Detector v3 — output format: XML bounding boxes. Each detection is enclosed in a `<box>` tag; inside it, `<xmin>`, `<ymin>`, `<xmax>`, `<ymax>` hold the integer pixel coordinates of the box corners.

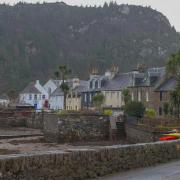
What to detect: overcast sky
<box><xmin>1</xmin><ymin>0</ymin><xmax>180</xmax><ymax>31</ymax></box>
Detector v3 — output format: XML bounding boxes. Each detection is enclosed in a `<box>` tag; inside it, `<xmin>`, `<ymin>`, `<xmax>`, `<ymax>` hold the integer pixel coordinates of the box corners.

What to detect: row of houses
<box><xmin>18</xmin><ymin>65</ymin><xmax>177</xmax><ymax>116</ymax></box>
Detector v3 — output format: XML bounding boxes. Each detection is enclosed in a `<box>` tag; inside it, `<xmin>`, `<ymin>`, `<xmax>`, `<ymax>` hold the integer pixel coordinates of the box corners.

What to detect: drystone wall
<box><xmin>0</xmin><ymin>111</ymin><xmax>43</xmax><ymax>129</ymax></box>
<box><xmin>125</xmin><ymin>123</ymin><xmax>154</xmax><ymax>143</ymax></box>
<box><xmin>25</xmin><ymin>112</ymin><xmax>44</xmax><ymax>129</ymax></box>
<box><xmin>43</xmin><ymin>113</ymin><xmax>110</xmax><ymax>143</ymax></box>
<box><xmin>0</xmin><ymin>140</ymin><xmax>180</xmax><ymax>179</ymax></box>
<box><xmin>0</xmin><ymin>112</ymin><xmax>26</xmax><ymax>127</ymax></box>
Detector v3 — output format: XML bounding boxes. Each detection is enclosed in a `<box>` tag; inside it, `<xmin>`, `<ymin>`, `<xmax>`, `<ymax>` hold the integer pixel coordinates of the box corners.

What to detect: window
<box><xmin>117</xmin><ymin>92</ymin><xmax>119</xmax><ymax>98</ymax></box>
<box><xmin>34</xmin><ymin>94</ymin><xmax>37</xmax><ymax>100</ymax></box>
<box><xmin>160</xmin><ymin>92</ymin><xmax>163</xmax><ymax>101</ymax></box>
<box><xmin>146</xmin><ymin>91</ymin><xmax>149</xmax><ymax>102</ymax></box>
<box><xmin>89</xmin><ymin>94</ymin><xmax>92</xmax><ymax>102</ymax></box>
<box><xmin>90</xmin><ymin>81</ymin><xmax>93</xmax><ymax>89</ymax></box>
<box><xmin>42</xmin><ymin>95</ymin><xmax>46</xmax><ymax>99</ymax></box>
<box><xmin>131</xmin><ymin>92</ymin><xmax>134</xmax><ymax>101</ymax></box>
<box><xmin>39</xmin><ymin>95</ymin><xmax>41</xmax><ymax>100</ymax></box>
<box><xmin>95</xmin><ymin>81</ymin><xmax>98</xmax><ymax>89</ymax></box>
<box><xmin>138</xmin><ymin>91</ymin><xmax>141</xmax><ymax>102</ymax></box>
<box><xmin>159</xmin><ymin>107</ymin><xmax>162</xmax><ymax>116</ymax></box>
<box><xmin>29</xmin><ymin>94</ymin><xmax>32</xmax><ymax>100</ymax></box>
<box><xmin>85</xmin><ymin>94</ymin><xmax>87</xmax><ymax>102</ymax></box>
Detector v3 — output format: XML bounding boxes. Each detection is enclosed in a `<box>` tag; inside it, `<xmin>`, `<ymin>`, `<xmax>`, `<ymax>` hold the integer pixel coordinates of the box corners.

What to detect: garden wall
<box><xmin>0</xmin><ymin>112</ymin><xmax>26</xmax><ymax>127</ymax></box>
<box><xmin>0</xmin><ymin>140</ymin><xmax>180</xmax><ymax>179</ymax></box>
<box><xmin>0</xmin><ymin>111</ymin><xmax>43</xmax><ymax>129</ymax></box>
<box><xmin>125</xmin><ymin>116</ymin><xmax>179</xmax><ymax>143</ymax></box>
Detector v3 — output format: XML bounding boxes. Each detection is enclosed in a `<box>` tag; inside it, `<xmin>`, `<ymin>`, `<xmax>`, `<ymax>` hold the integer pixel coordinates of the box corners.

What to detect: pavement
<box><xmin>98</xmin><ymin>160</ymin><xmax>180</xmax><ymax>180</ymax></box>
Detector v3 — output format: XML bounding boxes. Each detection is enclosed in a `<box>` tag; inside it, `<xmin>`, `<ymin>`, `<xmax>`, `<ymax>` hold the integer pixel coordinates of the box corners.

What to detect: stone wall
<box><xmin>1</xmin><ymin>140</ymin><xmax>180</xmax><ymax>179</ymax></box>
<box><xmin>43</xmin><ymin>113</ymin><xmax>110</xmax><ymax>143</ymax></box>
<box><xmin>25</xmin><ymin>112</ymin><xmax>44</xmax><ymax>129</ymax></box>
<box><xmin>0</xmin><ymin>111</ymin><xmax>43</xmax><ymax>129</ymax></box>
<box><xmin>125</xmin><ymin>123</ymin><xmax>162</xmax><ymax>143</ymax></box>
<box><xmin>0</xmin><ymin>112</ymin><xmax>26</xmax><ymax>127</ymax></box>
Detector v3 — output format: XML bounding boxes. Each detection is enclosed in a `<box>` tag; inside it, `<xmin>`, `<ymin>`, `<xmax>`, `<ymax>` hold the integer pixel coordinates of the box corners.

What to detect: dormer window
<box><xmin>95</xmin><ymin>81</ymin><xmax>98</xmax><ymax>89</ymax></box>
<box><xmin>98</xmin><ymin>80</ymin><xmax>101</xmax><ymax>88</ymax></box>
<box><xmin>89</xmin><ymin>81</ymin><xmax>93</xmax><ymax>89</ymax></box>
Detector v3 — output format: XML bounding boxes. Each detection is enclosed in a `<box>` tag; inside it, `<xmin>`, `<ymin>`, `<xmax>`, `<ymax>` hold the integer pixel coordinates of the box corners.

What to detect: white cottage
<box><xmin>19</xmin><ymin>80</ymin><xmax>48</xmax><ymax>109</ymax></box>
<box><xmin>43</xmin><ymin>79</ymin><xmax>62</xmax><ymax>95</ymax></box>
<box><xmin>49</xmin><ymin>87</ymin><xmax>64</xmax><ymax>110</ymax></box>
<box><xmin>0</xmin><ymin>94</ymin><xmax>10</xmax><ymax>107</ymax></box>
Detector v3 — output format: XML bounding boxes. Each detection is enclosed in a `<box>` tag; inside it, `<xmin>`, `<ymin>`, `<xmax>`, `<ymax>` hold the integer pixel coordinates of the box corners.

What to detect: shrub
<box><xmin>145</xmin><ymin>108</ymin><xmax>156</xmax><ymax>118</ymax></box>
<box><xmin>124</xmin><ymin>101</ymin><xmax>145</xmax><ymax>119</ymax></box>
<box><xmin>56</xmin><ymin>110</ymin><xmax>67</xmax><ymax>115</ymax></box>
<box><xmin>92</xmin><ymin>93</ymin><xmax>105</xmax><ymax>110</ymax></box>
<box><xmin>163</xmin><ymin>103</ymin><xmax>169</xmax><ymax>115</ymax></box>
<box><xmin>104</xmin><ymin>109</ymin><xmax>113</xmax><ymax>116</ymax></box>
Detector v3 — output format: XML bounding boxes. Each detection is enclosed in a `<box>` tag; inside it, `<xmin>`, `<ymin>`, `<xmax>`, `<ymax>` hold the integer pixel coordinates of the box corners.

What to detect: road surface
<box><xmin>98</xmin><ymin>160</ymin><xmax>180</xmax><ymax>180</ymax></box>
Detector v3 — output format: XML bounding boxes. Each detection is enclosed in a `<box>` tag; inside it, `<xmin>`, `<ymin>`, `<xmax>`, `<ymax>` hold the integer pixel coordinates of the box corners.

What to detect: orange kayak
<box><xmin>159</xmin><ymin>136</ymin><xmax>177</xmax><ymax>141</ymax></box>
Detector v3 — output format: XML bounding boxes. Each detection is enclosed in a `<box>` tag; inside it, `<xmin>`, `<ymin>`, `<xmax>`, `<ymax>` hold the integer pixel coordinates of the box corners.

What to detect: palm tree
<box><xmin>166</xmin><ymin>51</ymin><xmax>180</xmax><ymax>82</ymax></box>
<box><xmin>122</xmin><ymin>88</ymin><xmax>131</xmax><ymax>105</ymax></box>
<box><xmin>170</xmin><ymin>84</ymin><xmax>180</xmax><ymax>120</ymax></box>
<box><xmin>166</xmin><ymin>51</ymin><xmax>180</xmax><ymax>120</ymax></box>
<box><xmin>55</xmin><ymin>65</ymin><xmax>71</xmax><ymax>110</ymax></box>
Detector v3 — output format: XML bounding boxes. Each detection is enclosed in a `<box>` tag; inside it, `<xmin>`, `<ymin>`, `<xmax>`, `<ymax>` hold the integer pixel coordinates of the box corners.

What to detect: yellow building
<box><xmin>66</xmin><ymin>79</ymin><xmax>88</xmax><ymax>111</ymax></box>
<box><xmin>66</xmin><ymin>92</ymin><xmax>81</xmax><ymax>111</ymax></box>
<box><xmin>101</xmin><ymin>73</ymin><xmax>132</xmax><ymax>108</ymax></box>
<box><xmin>102</xmin><ymin>91</ymin><xmax>123</xmax><ymax>108</ymax></box>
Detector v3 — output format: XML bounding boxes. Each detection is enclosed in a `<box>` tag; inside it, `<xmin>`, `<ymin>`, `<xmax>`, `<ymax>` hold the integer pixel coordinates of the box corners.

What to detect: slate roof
<box><xmin>21</xmin><ymin>82</ymin><xmax>41</xmax><ymax>94</ymax></box>
<box><xmin>101</xmin><ymin>73</ymin><xmax>133</xmax><ymax>91</ymax></box>
<box><xmin>155</xmin><ymin>77</ymin><xmax>177</xmax><ymax>92</ymax></box>
<box><xmin>73</xmin><ymin>80</ymin><xmax>89</xmax><ymax>94</ymax></box>
<box><xmin>52</xmin><ymin>80</ymin><xmax>62</xmax><ymax>87</ymax></box>
<box><xmin>0</xmin><ymin>94</ymin><xmax>9</xmax><ymax>100</ymax></box>
<box><xmin>51</xmin><ymin>87</ymin><xmax>64</xmax><ymax>96</ymax></box>
<box><xmin>130</xmin><ymin>67</ymin><xmax>166</xmax><ymax>87</ymax></box>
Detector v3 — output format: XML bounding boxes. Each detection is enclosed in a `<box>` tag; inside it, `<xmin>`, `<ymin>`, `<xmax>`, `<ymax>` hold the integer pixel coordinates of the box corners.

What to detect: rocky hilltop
<box><xmin>0</xmin><ymin>2</ymin><xmax>180</xmax><ymax>93</ymax></box>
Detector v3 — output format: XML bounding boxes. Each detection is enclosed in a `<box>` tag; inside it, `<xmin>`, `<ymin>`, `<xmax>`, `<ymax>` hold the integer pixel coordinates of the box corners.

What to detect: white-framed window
<box><xmin>34</xmin><ymin>94</ymin><xmax>37</xmax><ymax>100</ymax></box>
<box><xmin>117</xmin><ymin>92</ymin><xmax>119</xmax><ymax>98</ymax></box>
<box><xmin>85</xmin><ymin>94</ymin><xmax>87</xmax><ymax>102</ymax></box>
<box><xmin>131</xmin><ymin>92</ymin><xmax>134</xmax><ymax>101</ymax></box>
<box><xmin>29</xmin><ymin>94</ymin><xmax>32</xmax><ymax>100</ymax></box>
<box><xmin>89</xmin><ymin>94</ymin><xmax>92</xmax><ymax>102</ymax></box>
<box><xmin>146</xmin><ymin>91</ymin><xmax>149</xmax><ymax>102</ymax></box>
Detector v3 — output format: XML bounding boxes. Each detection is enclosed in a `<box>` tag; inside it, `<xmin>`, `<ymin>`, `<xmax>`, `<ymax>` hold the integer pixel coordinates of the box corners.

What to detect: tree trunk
<box><xmin>64</xmin><ymin>93</ymin><xmax>66</xmax><ymax>110</ymax></box>
<box><xmin>178</xmin><ymin>104</ymin><xmax>180</xmax><ymax>121</ymax></box>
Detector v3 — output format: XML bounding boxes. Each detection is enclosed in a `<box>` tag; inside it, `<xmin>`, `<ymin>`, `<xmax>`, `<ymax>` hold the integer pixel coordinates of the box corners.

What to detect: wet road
<box><xmin>98</xmin><ymin>160</ymin><xmax>180</xmax><ymax>180</ymax></box>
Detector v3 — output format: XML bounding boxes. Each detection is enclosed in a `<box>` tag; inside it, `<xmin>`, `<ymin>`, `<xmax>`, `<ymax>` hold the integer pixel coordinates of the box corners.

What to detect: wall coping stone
<box><xmin>0</xmin><ymin>139</ymin><xmax>180</xmax><ymax>160</ymax></box>
<box><xmin>0</xmin><ymin>140</ymin><xmax>180</xmax><ymax>179</ymax></box>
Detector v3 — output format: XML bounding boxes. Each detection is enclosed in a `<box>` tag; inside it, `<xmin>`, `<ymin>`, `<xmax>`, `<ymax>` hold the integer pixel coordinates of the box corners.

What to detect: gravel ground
<box><xmin>0</xmin><ymin>136</ymin><xmax>129</xmax><ymax>155</ymax></box>
<box><xmin>0</xmin><ymin>127</ymin><xmax>42</xmax><ymax>136</ymax></box>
